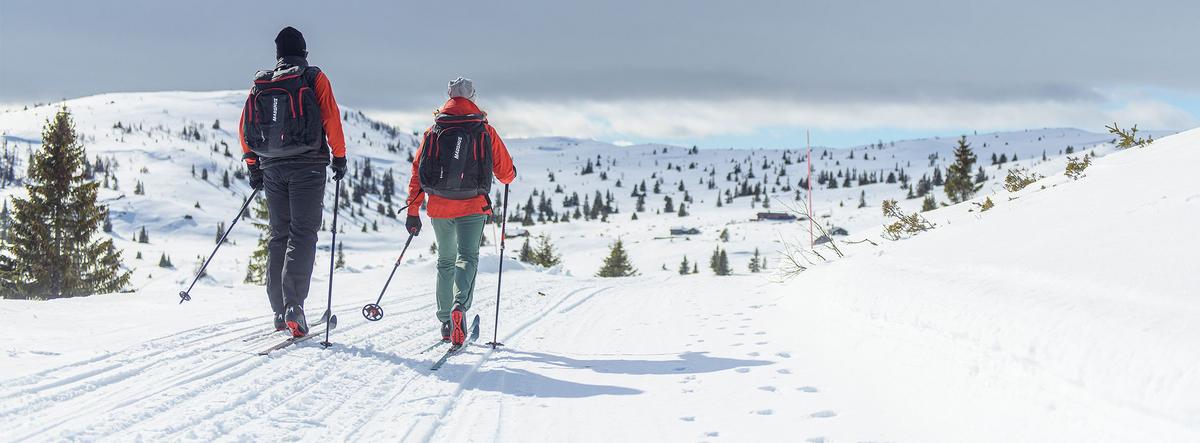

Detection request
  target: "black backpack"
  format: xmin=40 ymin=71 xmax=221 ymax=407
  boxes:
xmin=417 ymin=113 xmax=494 ymax=200
xmin=241 ymin=66 xmax=324 ymax=158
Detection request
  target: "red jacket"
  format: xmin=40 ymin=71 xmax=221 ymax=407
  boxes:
xmin=407 ymin=98 xmax=516 ymax=219
xmin=239 ymin=70 xmax=346 ymax=165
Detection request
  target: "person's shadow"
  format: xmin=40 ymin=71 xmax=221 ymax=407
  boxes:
xmin=335 ymin=345 xmax=772 ymax=399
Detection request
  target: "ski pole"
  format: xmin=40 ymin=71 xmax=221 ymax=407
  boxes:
xmin=179 ymin=188 xmax=260 ymax=304
xmin=486 ymin=183 xmax=510 ymax=349
xmin=320 ymin=180 xmax=341 ymax=348
xmin=361 ymin=233 xmax=415 ymax=321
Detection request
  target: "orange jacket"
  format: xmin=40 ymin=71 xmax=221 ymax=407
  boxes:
xmin=407 ymin=98 xmax=516 ymax=219
xmin=239 ymin=70 xmax=346 ymax=165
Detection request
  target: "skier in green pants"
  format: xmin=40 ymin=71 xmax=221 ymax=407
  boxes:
xmin=405 ymin=78 xmax=516 ymax=346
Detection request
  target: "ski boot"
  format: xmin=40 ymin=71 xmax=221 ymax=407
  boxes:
xmin=450 ymin=303 xmax=467 ymax=346
xmin=284 ymin=304 xmax=308 ymax=338
xmin=441 ymin=321 xmax=452 ymax=342
xmin=273 ymin=313 xmax=287 ymax=331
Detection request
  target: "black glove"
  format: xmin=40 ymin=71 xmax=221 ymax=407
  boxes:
xmin=246 ymin=158 xmax=264 ymax=190
xmin=405 ymin=215 xmax=422 ymax=236
xmin=331 ymin=156 xmax=347 ymax=181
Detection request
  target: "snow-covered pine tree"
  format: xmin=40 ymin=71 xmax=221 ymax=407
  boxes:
xmin=335 ymin=242 xmax=346 ymax=269
xmin=944 ymin=136 xmax=979 ymax=203
xmin=679 ymin=256 xmax=690 ymax=275
xmin=0 ymin=107 xmax=130 ymax=299
xmin=596 ymin=239 xmax=638 ymax=277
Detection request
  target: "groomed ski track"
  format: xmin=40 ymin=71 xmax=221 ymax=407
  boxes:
xmin=0 ymin=269 xmax=625 ymax=442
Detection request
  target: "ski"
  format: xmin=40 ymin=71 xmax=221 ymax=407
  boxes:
xmin=257 ymin=314 xmax=333 ymax=356
xmin=430 ymin=314 xmax=480 ymax=371
xmin=419 ymin=340 xmax=450 ymax=354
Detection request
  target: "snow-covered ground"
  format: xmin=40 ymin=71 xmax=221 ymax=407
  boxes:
xmin=0 ymin=92 xmax=1197 ymax=441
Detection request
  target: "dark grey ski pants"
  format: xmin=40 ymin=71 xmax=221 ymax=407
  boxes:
xmin=264 ymin=163 xmax=327 ymax=314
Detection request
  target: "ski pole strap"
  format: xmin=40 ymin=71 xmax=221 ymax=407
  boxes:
xmin=399 ymin=188 xmax=425 ymax=213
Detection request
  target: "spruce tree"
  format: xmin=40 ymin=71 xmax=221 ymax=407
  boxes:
xmin=596 ymin=239 xmax=638 ymax=277
xmin=678 ymin=256 xmax=690 ymax=275
xmin=0 ymin=107 xmax=129 ymax=299
xmin=335 ymin=242 xmax=346 ymax=269
xmin=748 ymin=248 xmax=762 ymax=273
xmin=944 ymin=136 xmax=979 ymax=203
xmin=531 ymin=233 xmax=562 ymax=267
xmin=921 ymin=195 xmax=937 ymax=212
xmin=518 ymin=237 xmax=534 ymax=263
xmin=158 ymin=253 xmax=173 ymax=268
xmin=710 ymin=246 xmax=732 ymax=276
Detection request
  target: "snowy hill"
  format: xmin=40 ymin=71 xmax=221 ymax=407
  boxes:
xmin=0 ymin=91 xmax=1196 ymax=441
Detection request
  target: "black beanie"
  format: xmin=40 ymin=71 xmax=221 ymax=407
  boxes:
xmin=275 ymin=27 xmax=306 ymax=59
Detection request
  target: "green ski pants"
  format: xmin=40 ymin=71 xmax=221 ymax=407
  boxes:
xmin=430 ymin=214 xmax=487 ymax=323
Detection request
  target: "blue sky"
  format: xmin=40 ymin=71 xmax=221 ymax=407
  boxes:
xmin=2 ymin=0 xmax=1199 ymax=148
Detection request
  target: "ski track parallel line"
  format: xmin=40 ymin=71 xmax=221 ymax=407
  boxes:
xmin=9 ymin=293 xmax=436 ymax=441
xmin=416 ymin=284 xmax=610 ymax=443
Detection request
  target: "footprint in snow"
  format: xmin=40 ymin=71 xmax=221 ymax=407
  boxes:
xmin=754 ymin=331 xmax=766 ymax=335
xmin=776 ymin=352 xmax=791 ymax=358
xmin=797 ymin=386 xmax=818 ymax=393
xmin=747 ymin=351 xmax=760 ymax=356
xmin=758 ymin=386 xmax=776 ymax=392
xmin=810 ymin=410 xmax=837 ymax=418
xmin=776 ymin=369 xmax=791 ymax=374
xmin=752 ymin=409 xmax=774 ymax=415
xmin=680 ymin=416 xmax=696 ymax=422
xmin=754 ymin=341 xmax=768 ymax=345
xmin=807 ymin=438 xmax=827 ymax=443
xmin=704 ymin=431 xmax=720 ymax=437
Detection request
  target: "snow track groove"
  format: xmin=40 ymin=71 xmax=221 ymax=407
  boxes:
xmin=0 ymin=275 xmax=591 ymax=442
xmin=416 ymin=284 xmax=611 ymax=442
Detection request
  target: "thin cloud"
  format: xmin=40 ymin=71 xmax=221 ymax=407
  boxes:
xmin=365 ymin=96 xmax=1198 ymax=144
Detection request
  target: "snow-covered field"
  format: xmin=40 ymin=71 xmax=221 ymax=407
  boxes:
xmin=0 ymin=92 xmax=1197 ymax=441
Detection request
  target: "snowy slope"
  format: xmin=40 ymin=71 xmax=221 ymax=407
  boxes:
xmin=0 ymin=91 xmax=1196 ymax=442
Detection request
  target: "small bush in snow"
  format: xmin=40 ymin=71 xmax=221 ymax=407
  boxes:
xmin=1064 ymin=155 xmax=1091 ymax=180
xmin=1106 ymin=122 xmax=1153 ymax=149
xmin=972 ymin=196 xmax=995 ymax=212
xmin=882 ymin=199 xmax=935 ymax=241
xmin=1004 ymin=167 xmax=1042 ymax=192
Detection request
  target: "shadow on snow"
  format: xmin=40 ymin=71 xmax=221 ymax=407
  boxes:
xmin=330 ymin=345 xmax=772 ymax=399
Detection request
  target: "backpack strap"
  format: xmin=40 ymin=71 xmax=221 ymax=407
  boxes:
xmin=301 ymin=66 xmax=322 ymax=88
